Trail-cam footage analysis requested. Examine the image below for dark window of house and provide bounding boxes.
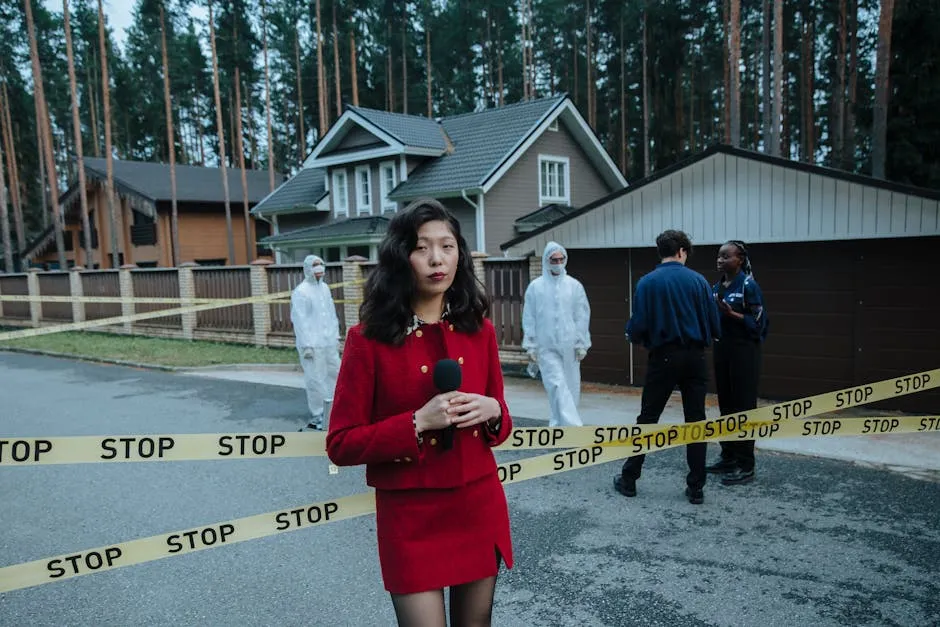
[130,212,157,246]
[255,220,272,257]
[347,245,370,259]
[325,247,342,262]
[63,234,74,251]
[79,228,99,249]
[136,261,159,268]
[195,258,227,266]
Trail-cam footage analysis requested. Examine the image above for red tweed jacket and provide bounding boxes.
[326,318,512,490]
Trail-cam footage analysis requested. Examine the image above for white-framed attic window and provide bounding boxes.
[548,119,559,132]
[379,160,398,212]
[355,165,372,215]
[332,169,349,217]
[538,155,570,206]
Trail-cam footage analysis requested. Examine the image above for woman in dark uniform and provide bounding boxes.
[327,199,513,626]
[706,240,768,485]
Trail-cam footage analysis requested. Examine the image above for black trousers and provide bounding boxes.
[621,344,708,490]
[713,339,762,472]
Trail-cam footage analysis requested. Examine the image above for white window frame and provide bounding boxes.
[355,165,372,215]
[379,160,398,213]
[332,169,349,217]
[538,155,571,206]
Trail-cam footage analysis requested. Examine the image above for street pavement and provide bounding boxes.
[1,352,938,626]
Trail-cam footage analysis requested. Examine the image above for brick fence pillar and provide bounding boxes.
[27,267,41,327]
[70,266,85,323]
[471,251,488,290]
[178,262,197,341]
[250,259,272,346]
[528,253,541,283]
[341,255,367,333]
[118,264,137,334]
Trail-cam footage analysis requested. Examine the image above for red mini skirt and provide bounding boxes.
[374,471,513,594]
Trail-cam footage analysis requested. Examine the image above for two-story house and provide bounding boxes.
[253,94,627,262]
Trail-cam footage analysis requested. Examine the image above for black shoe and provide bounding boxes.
[613,476,637,498]
[685,486,704,504]
[705,459,737,474]
[721,469,755,486]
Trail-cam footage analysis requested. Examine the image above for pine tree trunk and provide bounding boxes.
[315,0,326,137]
[350,30,359,107]
[729,0,741,147]
[235,67,251,262]
[586,0,593,128]
[426,28,432,118]
[1,82,25,257]
[0,128,11,271]
[208,2,235,265]
[843,0,858,171]
[723,0,730,143]
[620,13,627,175]
[25,0,66,268]
[771,0,783,156]
[871,0,894,179]
[521,4,527,100]
[762,0,771,152]
[497,26,503,107]
[833,0,846,165]
[262,0,275,191]
[642,9,650,176]
[64,0,94,267]
[401,20,407,114]
[85,57,100,157]
[159,4,180,266]
[527,0,534,98]
[294,34,305,164]
[34,95,48,230]
[387,23,394,112]
[96,0,121,268]
[332,2,341,119]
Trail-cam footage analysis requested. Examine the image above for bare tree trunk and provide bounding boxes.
[833,0,846,164]
[723,0,730,143]
[208,2,235,265]
[97,0,120,268]
[771,0,782,156]
[332,1,341,119]
[585,0,593,128]
[843,0,858,170]
[871,0,894,179]
[1,81,25,257]
[497,24,504,107]
[386,24,393,111]
[762,0,771,152]
[26,0,66,268]
[729,0,742,147]
[521,1,527,100]
[642,9,650,176]
[426,28,432,117]
[235,68,251,262]
[294,34,305,164]
[401,20,407,115]
[572,35,578,109]
[85,57,100,157]
[159,4,180,267]
[0,129,10,271]
[527,0,534,98]
[64,0,94,267]
[315,0,327,137]
[350,30,359,106]
[620,13,627,175]
[34,96,48,230]
[262,0,275,191]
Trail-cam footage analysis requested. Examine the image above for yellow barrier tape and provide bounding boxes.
[2,369,935,466]
[0,369,936,592]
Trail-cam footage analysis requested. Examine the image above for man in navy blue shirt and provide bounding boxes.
[614,230,721,504]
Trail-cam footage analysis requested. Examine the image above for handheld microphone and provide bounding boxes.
[432,359,462,450]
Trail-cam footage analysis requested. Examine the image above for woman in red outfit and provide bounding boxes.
[326,199,513,627]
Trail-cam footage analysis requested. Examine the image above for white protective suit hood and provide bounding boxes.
[304,255,326,283]
[543,241,567,278]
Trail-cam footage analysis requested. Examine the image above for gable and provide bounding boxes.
[321,125,389,157]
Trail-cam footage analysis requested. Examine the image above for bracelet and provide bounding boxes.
[413,412,423,445]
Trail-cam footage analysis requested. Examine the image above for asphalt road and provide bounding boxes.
[1,352,938,626]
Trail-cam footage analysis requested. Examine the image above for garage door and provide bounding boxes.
[570,238,939,413]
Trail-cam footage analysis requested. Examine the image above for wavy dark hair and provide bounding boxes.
[359,198,489,345]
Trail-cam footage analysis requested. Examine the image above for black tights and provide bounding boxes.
[390,575,497,627]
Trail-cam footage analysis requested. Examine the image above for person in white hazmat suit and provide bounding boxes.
[291,255,341,431]
[522,241,592,427]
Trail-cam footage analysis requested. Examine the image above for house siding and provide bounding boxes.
[325,125,386,155]
[440,197,477,251]
[484,120,613,256]
[507,151,940,255]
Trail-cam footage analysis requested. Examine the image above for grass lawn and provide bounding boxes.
[0,331,298,368]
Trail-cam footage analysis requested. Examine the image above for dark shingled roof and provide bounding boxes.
[81,157,284,205]
[251,168,327,216]
[513,203,579,233]
[348,107,447,151]
[390,95,565,199]
[261,216,390,245]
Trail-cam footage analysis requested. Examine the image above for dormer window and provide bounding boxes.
[355,166,372,215]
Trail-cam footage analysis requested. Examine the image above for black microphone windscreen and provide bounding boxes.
[433,359,462,392]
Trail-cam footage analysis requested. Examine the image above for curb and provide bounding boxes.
[0,346,180,372]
